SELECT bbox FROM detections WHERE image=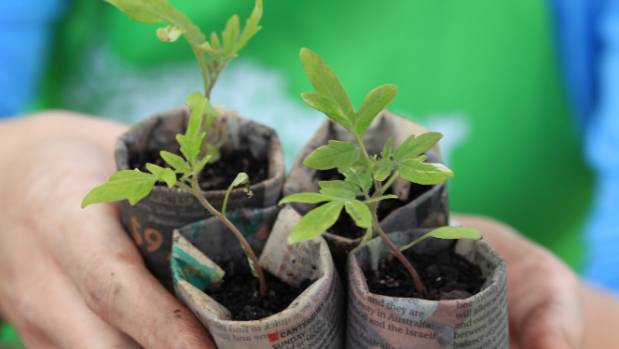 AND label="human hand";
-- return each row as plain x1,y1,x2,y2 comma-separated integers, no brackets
456,215,583,349
0,112,215,348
